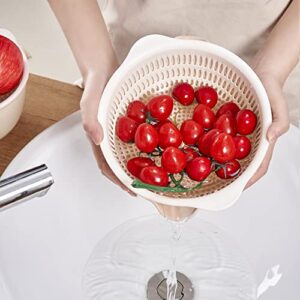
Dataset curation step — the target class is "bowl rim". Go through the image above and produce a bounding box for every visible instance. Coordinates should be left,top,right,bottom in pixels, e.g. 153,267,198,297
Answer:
98,35,272,210
0,36,29,110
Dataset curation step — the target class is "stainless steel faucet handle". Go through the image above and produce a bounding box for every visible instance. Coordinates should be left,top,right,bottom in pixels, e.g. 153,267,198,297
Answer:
0,164,54,211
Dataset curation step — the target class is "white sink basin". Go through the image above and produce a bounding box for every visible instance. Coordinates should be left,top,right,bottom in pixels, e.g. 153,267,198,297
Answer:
0,112,299,300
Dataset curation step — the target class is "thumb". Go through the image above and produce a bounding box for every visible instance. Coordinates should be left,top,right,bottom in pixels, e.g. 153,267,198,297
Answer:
83,118,104,145
260,78,290,143
80,96,104,145
80,76,106,145
267,118,290,144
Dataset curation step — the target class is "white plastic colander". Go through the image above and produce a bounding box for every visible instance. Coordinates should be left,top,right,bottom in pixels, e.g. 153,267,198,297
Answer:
98,35,272,211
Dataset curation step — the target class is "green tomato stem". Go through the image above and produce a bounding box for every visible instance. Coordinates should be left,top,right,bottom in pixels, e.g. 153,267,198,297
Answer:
146,112,157,123
132,180,203,193
148,152,162,157
169,172,184,187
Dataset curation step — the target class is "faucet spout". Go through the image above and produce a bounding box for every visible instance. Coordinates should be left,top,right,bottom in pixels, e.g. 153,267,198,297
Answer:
0,164,54,211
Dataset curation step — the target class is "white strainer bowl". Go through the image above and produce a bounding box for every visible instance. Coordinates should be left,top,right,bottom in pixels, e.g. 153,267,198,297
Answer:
98,35,272,211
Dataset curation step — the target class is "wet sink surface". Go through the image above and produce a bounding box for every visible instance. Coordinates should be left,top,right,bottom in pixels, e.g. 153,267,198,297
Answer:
0,112,299,300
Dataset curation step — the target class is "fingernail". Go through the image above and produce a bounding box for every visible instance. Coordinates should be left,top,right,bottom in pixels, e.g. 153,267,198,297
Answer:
245,180,253,189
123,187,136,197
268,134,276,143
128,190,136,197
269,137,276,143
92,135,102,145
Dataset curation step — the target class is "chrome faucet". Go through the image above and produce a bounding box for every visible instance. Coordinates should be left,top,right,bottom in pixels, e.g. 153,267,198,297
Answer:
0,164,54,211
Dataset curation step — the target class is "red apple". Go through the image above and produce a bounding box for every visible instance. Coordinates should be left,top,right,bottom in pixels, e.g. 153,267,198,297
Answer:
0,35,24,96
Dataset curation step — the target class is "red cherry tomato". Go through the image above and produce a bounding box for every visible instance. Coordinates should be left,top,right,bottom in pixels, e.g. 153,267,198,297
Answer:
213,114,236,136
216,160,241,179
135,123,159,153
172,82,194,106
182,147,200,162
127,100,147,124
127,157,155,178
158,122,182,149
116,116,138,143
233,136,251,159
216,102,240,118
161,147,187,174
193,104,216,130
210,133,236,163
186,157,212,182
153,119,172,132
139,166,169,187
236,109,257,135
180,119,204,145
194,86,218,108
147,95,173,121
198,129,221,156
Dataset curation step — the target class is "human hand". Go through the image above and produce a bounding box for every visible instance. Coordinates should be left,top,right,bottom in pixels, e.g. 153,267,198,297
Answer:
48,0,135,195
245,0,299,188
245,71,290,188
80,72,136,196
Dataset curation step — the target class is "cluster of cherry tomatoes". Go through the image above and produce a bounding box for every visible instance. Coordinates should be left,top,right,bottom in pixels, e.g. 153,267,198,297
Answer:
116,82,257,192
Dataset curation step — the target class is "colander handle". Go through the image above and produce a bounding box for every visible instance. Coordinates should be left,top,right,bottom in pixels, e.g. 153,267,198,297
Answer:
176,36,209,43
123,34,207,65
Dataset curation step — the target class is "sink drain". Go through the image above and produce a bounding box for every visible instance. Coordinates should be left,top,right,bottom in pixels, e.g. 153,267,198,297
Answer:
147,271,194,300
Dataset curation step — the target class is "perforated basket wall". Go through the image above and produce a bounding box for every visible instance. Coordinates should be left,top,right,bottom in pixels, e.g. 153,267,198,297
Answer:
99,36,271,209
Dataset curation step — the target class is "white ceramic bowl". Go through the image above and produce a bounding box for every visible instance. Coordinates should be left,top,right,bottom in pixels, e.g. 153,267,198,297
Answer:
0,29,29,139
